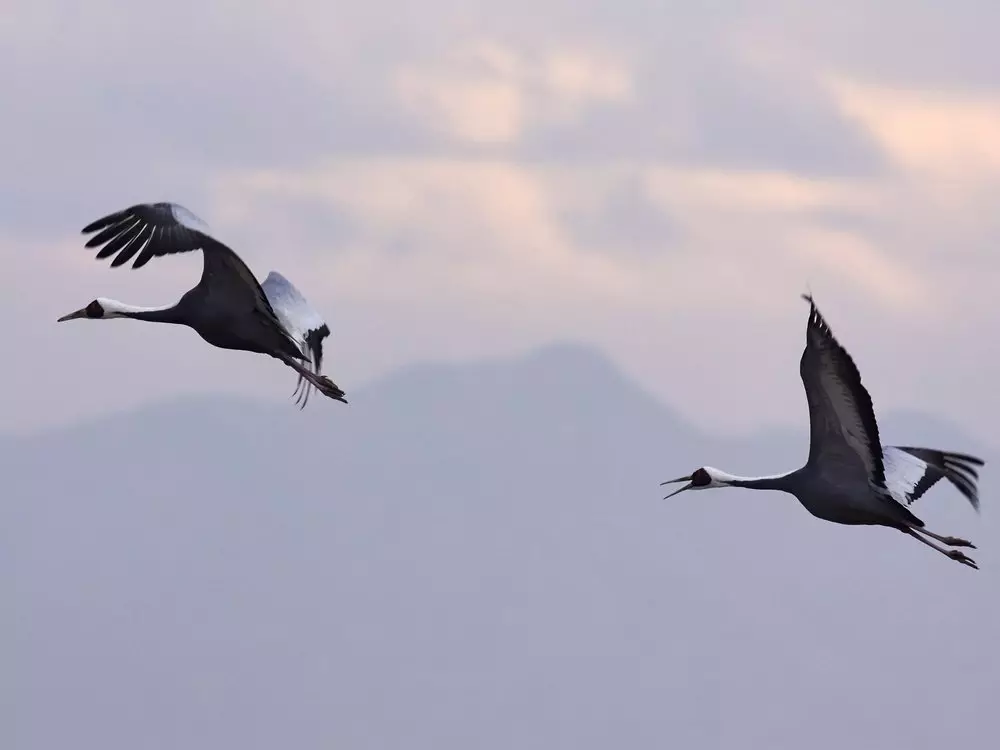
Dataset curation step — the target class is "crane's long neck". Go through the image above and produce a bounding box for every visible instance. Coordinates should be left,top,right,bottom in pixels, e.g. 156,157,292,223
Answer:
105,301,182,324
715,469,798,492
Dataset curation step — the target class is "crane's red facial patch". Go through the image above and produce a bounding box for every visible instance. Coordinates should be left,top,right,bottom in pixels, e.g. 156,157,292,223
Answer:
691,468,712,486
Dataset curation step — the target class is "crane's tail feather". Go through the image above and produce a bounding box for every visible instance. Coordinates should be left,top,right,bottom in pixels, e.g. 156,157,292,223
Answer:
894,446,984,512
937,451,983,508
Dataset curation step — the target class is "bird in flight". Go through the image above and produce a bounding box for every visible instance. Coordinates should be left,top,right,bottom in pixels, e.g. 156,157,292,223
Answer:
661,294,983,570
57,201,346,407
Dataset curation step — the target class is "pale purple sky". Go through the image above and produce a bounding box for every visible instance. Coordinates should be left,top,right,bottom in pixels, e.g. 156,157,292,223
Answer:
6,6,1000,749
2,0,999,442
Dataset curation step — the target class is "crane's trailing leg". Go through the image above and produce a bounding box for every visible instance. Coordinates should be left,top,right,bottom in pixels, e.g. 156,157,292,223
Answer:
911,526,976,549
279,354,348,404
903,528,978,570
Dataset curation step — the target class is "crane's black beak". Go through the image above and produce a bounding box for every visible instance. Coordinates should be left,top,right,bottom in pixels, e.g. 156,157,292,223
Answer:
57,307,88,322
660,475,693,499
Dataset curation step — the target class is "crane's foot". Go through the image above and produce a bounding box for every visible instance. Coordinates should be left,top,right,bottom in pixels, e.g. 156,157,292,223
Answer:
947,549,978,570
941,536,976,549
280,355,348,405
316,375,349,404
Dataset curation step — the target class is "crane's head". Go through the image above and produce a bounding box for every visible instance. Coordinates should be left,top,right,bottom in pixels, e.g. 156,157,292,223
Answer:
660,466,733,499
57,298,129,322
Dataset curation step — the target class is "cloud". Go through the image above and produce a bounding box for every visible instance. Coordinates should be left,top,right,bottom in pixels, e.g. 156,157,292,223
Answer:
393,40,633,146
674,60,885,177
0,0,887,235
815,76,1000,293
828,76,1000,178
787,226,929,307
559,172,680,258
0,1,444,240
745,1,1000,89
211,155,930,322
213,159,640,308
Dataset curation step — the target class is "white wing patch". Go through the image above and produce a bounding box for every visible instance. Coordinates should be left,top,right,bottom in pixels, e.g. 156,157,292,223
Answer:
883,446,983,511
262,271,325,338
881,446,928,505
167,203,212,234
261,271,331,408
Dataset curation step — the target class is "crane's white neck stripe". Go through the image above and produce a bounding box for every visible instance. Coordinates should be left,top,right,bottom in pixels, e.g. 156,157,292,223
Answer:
97,297,173,316
97,298,175,318
705,467,794,484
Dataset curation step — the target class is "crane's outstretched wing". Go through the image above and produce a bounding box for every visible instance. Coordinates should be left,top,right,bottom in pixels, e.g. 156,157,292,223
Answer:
261,271,333,408
80,202,296,353
799,294,889,494
882,446,984,512
81,202,217,270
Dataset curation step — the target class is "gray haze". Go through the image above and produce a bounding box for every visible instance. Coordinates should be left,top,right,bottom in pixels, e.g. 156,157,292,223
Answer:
5,346,997,749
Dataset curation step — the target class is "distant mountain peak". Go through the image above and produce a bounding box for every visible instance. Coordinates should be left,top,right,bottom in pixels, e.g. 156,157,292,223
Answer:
360,340,653,414
517,341,623,376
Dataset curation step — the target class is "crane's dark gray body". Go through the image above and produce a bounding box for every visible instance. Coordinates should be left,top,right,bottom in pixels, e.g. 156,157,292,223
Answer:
761,445,981,528
171,253,302,361
760,469,919,527
663,295,983,569
752,462,922,528
58,202,346,405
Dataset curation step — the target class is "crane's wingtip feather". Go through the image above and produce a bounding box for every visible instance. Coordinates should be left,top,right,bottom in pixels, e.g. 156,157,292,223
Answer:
81,212,122,235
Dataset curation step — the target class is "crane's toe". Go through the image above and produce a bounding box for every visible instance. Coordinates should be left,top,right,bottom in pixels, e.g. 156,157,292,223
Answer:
947,549,979,570
318,376,349,404
944,536,976,549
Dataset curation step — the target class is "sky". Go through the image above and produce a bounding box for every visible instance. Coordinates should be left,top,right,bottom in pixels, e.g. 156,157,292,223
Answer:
2,1,1000,443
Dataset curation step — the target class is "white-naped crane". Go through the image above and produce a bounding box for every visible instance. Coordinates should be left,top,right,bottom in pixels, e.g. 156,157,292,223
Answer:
662,294,984,570
57,201,346,407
